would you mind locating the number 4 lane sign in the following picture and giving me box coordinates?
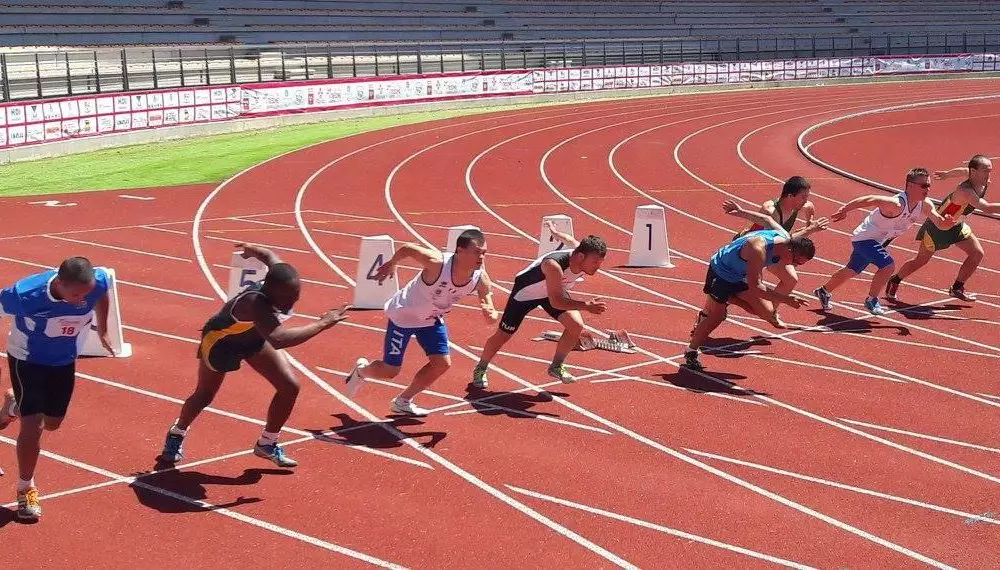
[354,235,399,309]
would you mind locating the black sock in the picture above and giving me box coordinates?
[889,274,902,284]
[953,280,964,290]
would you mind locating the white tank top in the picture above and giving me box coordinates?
[384,253,482,328]
[852,192,925,244]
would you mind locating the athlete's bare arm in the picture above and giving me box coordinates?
[475,268,499,322]
[723,199,828,237]
[372,242,443,285]
[962,186,1000,215]
[544,220,580,249]
[933,167,967,180]
[742,238,808,308]
[236,242,282,267]
[540,259,605,314]
[723,200,786,232]
[239,295,348,349]
[921,198,957,230]
[800,201,816,225]
[829,194,900,221]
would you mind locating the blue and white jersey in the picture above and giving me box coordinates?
[0,268,110,366]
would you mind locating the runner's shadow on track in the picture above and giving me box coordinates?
[127,467,292,514]
[809,310,911,336]
[457,386,564,419]
[309,413,447,450]
[0,506,20,527]
[700,336,773,359]
[656,368,769,397]
[886,301,970,321]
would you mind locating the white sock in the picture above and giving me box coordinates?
[17,478,34,492]
[257,431,280,446]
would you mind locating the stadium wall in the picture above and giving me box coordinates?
[2,53,998,164]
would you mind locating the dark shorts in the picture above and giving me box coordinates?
[847,239,894,273]
[703,266,749,304]
[498,295,565,334]
[382,319,450,367]
[916,220,973,252]
[197,328,266,373]
[8,356,76,418]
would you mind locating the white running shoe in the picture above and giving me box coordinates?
[390,397,429,417]
[344,358,369,398]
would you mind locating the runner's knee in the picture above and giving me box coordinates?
[42,417,63,431]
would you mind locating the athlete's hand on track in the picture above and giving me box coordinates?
[785,295,809,309]
[99,332,116,356]
[320,305,351,327]
[585,297,607,314]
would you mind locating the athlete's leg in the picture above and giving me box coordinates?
[246,344,300,433]
[476,329,513,369]
[175,360,226,431]
[9,358,73,521]
[0,387,16,430]
[732,290,785,328]
[472,298,536,388]
[951,233,984,300]
[863,242,896,315]
[392,322,451,415]
[887,244,934,300]
[729,294,783,327]
[244,344,300,467]
[160,360,225,464]
[344,321,410,397]
[766,263,798,322]
[768,263,799,296]
[685,296,728,369]
[548,310,584,383]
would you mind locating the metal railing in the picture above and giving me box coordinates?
[2,31,999,102]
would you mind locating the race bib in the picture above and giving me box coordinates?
[44,315,91,338]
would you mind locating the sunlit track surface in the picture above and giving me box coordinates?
[0,78,997,568]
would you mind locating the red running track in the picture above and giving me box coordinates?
[0,77,998,568]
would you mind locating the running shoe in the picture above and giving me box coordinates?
[864,296,886,316]
[344,358,369,398]
[16,487,41,521]
[547,363,576,384]
[254,442,298,468]
[390,397,429,417]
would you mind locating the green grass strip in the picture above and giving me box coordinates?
[0,101,560,197]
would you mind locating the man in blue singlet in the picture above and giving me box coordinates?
[0,256,114,521]
[685,202,822,370]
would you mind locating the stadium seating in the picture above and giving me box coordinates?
[0,1,998,47]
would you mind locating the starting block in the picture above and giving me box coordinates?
[538,214,575,257]
[446,225,480,252]
[77,267,133,358]
[628,204,673,268]
[354,235,398,309]
[532,328,639,354]
[227,249,269,299]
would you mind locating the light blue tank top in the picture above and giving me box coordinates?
[710,230,783,283]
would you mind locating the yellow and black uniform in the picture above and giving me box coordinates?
[197,281,274,372]
[915,179,986,251]
[733,198,798,240]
